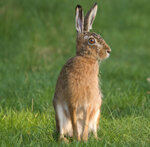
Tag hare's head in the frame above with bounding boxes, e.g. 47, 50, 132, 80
75, 3, 111, 60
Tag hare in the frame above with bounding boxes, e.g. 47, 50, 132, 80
53, 3, 111, 142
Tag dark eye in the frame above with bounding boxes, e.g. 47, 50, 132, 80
88, 38, 95, 44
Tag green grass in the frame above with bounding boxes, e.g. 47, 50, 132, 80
0, 0, 150, 146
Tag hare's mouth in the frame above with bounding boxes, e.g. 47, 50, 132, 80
106, 51, 110, 58
106, 53, 110, 58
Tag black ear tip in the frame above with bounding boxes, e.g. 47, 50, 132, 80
94, 2, 98, 6
76, 5, 82, 9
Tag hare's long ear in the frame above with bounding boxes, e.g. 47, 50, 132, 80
75, 5, 84, 33
84, 3, 98, 32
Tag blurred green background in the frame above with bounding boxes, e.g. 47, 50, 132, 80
0, 0, 150, 146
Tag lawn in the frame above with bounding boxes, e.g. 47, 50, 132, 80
0, 0, 150, 146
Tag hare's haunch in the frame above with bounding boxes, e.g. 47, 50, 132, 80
53, 3, 111, 142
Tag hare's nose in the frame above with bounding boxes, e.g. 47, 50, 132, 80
107, 48, 111, 54
107, 50, 111, 54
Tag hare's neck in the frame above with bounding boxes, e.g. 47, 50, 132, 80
79, 56, 99, 75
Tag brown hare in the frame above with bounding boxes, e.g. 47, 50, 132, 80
53, 3, 111, 142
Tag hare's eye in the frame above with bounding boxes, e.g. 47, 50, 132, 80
88, 38, 95, 44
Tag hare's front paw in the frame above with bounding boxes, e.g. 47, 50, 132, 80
77, 135, 81, 141
94, 132, 101, 140
73, 131, 81, 141
82, 131, 88, 142
59, 135, 69, 143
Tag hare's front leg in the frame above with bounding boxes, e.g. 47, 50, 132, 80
93, 109, 101, 140
82, 106, 91, 141
70, 106, 80, 141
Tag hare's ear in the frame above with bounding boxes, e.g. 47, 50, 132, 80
75, 5, 84, 33
84, 3, 98, 32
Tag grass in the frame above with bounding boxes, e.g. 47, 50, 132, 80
0, 0, 150, 146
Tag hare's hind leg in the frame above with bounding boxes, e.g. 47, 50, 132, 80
53, 99, 59, 133
55, 103, 69, 143
55, 110, 60, 133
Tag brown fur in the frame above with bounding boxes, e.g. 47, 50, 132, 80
53, 3, 111, 142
